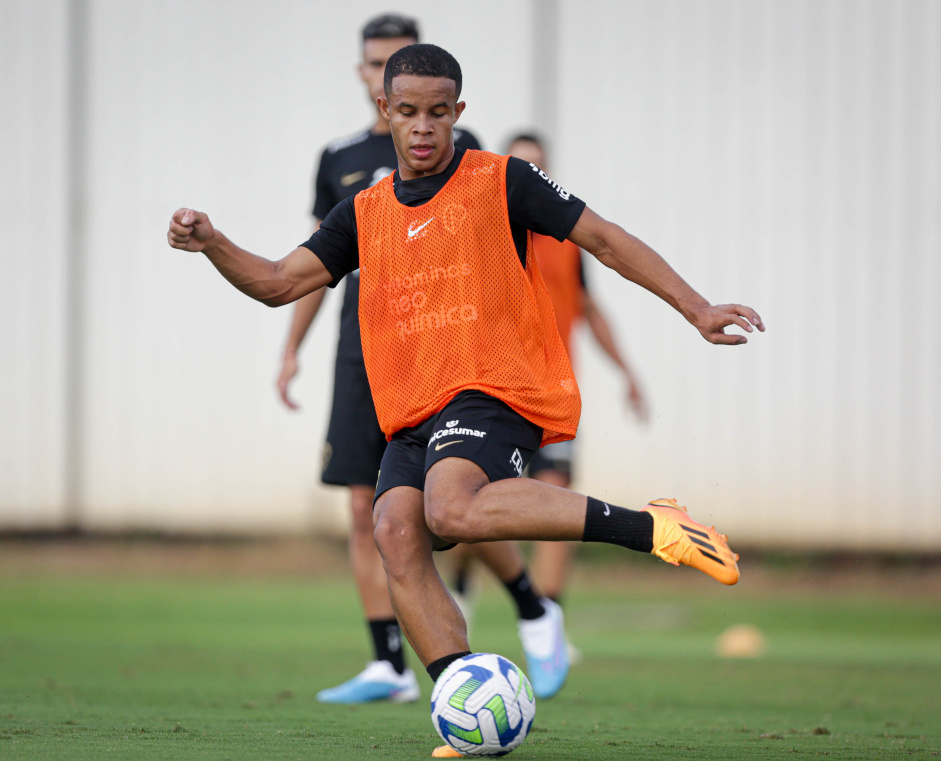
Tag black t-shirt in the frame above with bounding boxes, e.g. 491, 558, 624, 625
312, 128, 481, 360
303, 148, 587, 290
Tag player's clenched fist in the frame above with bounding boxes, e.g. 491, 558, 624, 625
167, 208, 216, 252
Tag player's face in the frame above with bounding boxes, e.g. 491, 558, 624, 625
379, 74, 466, 180
359, 37, 416, 105
509, 139, 546, 169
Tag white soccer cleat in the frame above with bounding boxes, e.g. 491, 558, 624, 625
517, 598, 570, 699
316, 660, 420, 703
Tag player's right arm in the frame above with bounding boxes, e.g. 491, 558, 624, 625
167, 208, 333, 306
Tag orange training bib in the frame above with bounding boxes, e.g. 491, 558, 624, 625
354, 149, 581, 445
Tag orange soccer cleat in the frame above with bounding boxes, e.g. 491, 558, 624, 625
642, 498, 740, 585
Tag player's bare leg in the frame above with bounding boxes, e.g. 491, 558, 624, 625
373, 485, 470, 666
424, 457, 740, 585
316, 483, 419, 704
424, 459, 585, 542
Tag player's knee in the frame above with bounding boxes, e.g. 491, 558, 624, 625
372, 509, 400, 557
425, 491, 477, 544
372, 500, 425, 564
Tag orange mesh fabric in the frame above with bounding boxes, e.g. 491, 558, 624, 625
532, 235, 584, 357
354, 149, 581, 445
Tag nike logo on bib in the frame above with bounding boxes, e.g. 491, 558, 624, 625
407, 217, 435, 238
603, 502, 611, 516
435, 439, 463, 451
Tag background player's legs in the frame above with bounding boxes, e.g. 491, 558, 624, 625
349, 484, 395, 619
373, 485, 469, 667
530, 468, 574, 602
447, 542, 542, 620
470, 539, 571, 699
532, 540, 574, 603
468, 540, 524, 582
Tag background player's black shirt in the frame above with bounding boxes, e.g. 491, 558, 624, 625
312, 128, 481, 360
304, 148, 587, 290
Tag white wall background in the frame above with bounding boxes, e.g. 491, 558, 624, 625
1, 0, 938, 548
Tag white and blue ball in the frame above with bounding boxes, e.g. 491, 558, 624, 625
430, 653, 536, 756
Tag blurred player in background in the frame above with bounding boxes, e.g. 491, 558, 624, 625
451, 133, 650, 630
277, 16, 568, 704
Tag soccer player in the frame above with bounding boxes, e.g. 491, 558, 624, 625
167, 40, 764, 740
276, 17, 567, 703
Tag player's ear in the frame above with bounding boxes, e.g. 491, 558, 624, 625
357, 61, 367, 84
454, 101, 466, 123
378, 96, 391, 121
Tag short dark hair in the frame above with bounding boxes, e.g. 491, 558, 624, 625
383, 43, 462, 100
505, 132, 546, 152
362, 14, 420, 43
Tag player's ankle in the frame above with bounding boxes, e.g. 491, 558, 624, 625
581, 496, 654, 552
426, 651, 472, 684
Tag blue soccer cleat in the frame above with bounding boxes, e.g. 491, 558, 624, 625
316, 660, 420, 704
517, 597, 570, 699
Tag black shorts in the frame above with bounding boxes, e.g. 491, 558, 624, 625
374, 390, 543, 504
527, 439, 575, 481
321, 356, 387, 487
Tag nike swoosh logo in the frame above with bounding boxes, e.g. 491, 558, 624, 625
340, 171, 366, 187
603, 502, 611, 516
435, 439, 463, 451
407, 217, 435, 238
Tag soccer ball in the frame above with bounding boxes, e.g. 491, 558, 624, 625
430, 653, 536, 756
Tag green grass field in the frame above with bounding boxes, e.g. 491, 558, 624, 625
1, 540, 939, 760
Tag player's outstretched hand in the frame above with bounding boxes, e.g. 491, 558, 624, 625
691, 304, 765, 345
167, 208, 216, 252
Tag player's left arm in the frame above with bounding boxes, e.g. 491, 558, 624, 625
568, 207, 765, 345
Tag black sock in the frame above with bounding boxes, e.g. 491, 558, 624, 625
503, 570, 546, 621
368, 618, 406, 675
426, 651, 472, 684
582, 496, 654, 552
454, 566, 471, 596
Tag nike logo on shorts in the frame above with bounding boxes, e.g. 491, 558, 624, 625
435, 439, 463, 451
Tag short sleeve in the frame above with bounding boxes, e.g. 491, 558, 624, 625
505, 157, 586, 241
300, 197, 359, 287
